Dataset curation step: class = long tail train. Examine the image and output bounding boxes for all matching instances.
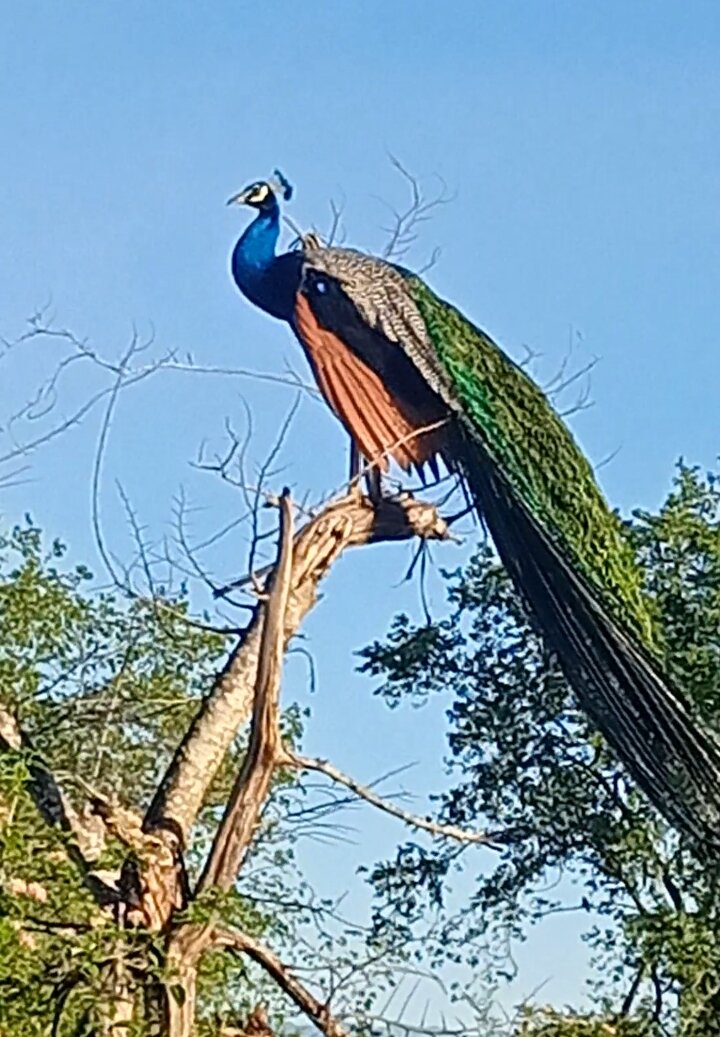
[455,428,720,852]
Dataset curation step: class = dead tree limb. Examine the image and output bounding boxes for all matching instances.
[199,490,294,892]
[144,490,449,857]
[164,494,297,1037]
[161,490,450,1035]
[283,752,495,846]
[214,929,351,1037]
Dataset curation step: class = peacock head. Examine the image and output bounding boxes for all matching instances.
[227,170,293,213]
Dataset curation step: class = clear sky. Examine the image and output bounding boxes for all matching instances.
[2,0,720,1021]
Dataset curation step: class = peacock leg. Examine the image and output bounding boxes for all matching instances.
[348,440,360,483]
[345,437,385,501]
[348,439,384,500]
[365,462,383,502]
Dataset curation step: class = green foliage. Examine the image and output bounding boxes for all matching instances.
[514,1006,654,1036]
[0,519,305,1034]
[0,514,452,1036]
[360,463,720,1035]
[0,519,228,804]
[6,459,720,1036]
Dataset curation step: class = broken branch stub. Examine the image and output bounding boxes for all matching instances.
[198,492,294,893]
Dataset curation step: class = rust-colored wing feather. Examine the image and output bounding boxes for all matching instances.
[294,294,442,472]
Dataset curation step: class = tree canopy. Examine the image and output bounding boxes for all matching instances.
[360,463,720,1036]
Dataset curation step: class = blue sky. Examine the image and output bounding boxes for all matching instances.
[2,0,720,1020]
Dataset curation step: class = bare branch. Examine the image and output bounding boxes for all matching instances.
[144,490,450,850]
[378,156,453,264]
[326,196,347,247]
[284,753,498,846]
[198,491,294,893]
[0,316,318,485]
[541,327,598,420]
[246,396,302,589]
[214,928,351,1037]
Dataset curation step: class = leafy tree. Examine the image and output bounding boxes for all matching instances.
[0,518,267,1034]
[360,463,720,1036]
[0,489,458,1036]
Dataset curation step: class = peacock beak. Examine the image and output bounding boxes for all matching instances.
[226,188,251,206]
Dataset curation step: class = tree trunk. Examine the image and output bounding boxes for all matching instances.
[98,958,136,1037]
[162,925,212,1037]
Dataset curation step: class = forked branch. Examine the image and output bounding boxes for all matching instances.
[145,490,450,858]
[214,928,350,1037]
[161,490,453,1035]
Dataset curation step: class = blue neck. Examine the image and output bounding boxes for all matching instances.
[231,199,301,322]
[232,202,280,298]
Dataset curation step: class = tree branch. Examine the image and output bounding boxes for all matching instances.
[283,752,496,846]
[198,491,294,892]
[157,489,451,1030]
[144,490,450,851]
[0,704,117,902]
[0,705,183,915]
[214,928,350,1037]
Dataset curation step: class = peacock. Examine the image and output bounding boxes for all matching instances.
[227,171,720,852]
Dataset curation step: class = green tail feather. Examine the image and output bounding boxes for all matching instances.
[407,275,655,649]
[407,275,720,850]
[459,436,720,849]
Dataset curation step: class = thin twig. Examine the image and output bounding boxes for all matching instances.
[145,490,449,852]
